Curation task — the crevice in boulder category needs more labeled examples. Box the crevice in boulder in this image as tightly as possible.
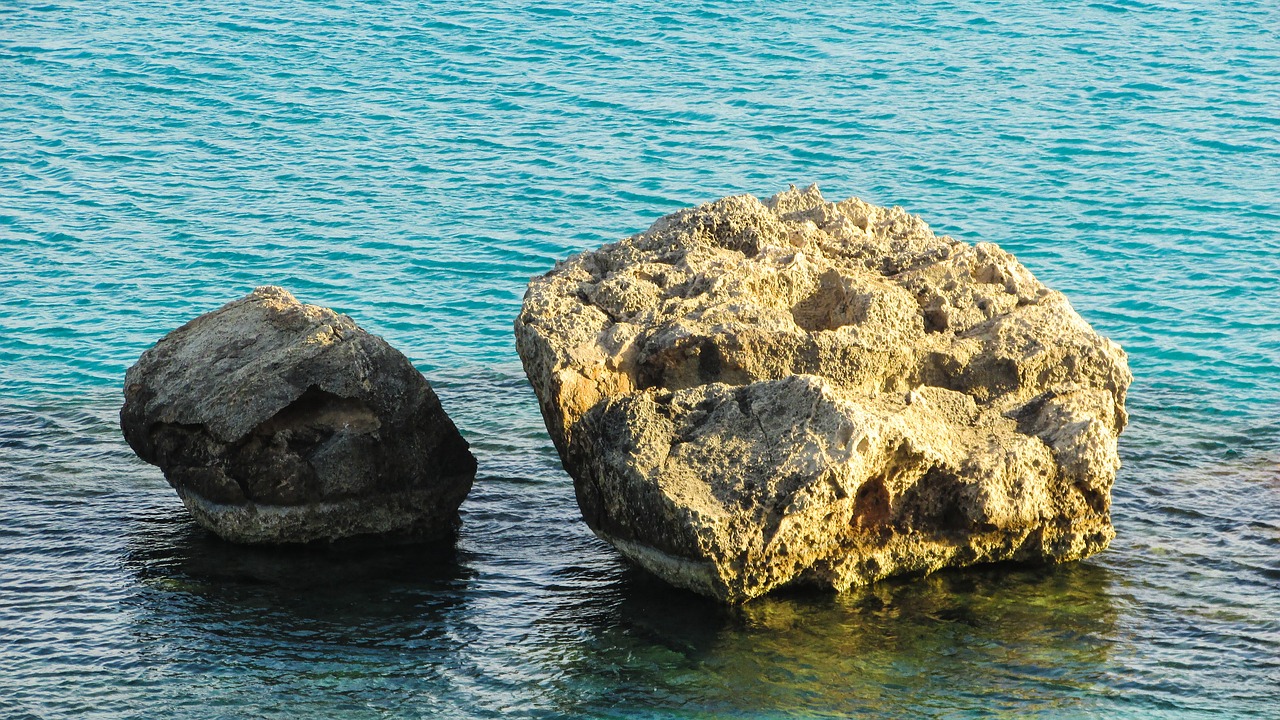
[853,475,891,529]
[791,269,865,332]
[254,385,380,440]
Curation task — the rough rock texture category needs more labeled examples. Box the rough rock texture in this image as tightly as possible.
[122,286,476,545]
[516,185,1130,602]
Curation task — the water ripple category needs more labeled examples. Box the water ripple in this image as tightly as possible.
[2,0,1279,717]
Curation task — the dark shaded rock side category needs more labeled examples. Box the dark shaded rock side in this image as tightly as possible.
[122,286,475,544]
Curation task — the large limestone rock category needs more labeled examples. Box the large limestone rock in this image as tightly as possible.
[516,185,1130,603]
[122,286,476,545]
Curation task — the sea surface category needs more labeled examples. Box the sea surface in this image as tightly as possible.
[2,1,1278,717]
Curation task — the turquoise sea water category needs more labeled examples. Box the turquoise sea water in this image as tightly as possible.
[2,1,1278,717]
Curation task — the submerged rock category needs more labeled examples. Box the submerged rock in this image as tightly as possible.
[516,185,1130,602]
[121,286,476,545]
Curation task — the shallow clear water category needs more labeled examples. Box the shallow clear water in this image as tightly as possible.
[2,1,1279,717]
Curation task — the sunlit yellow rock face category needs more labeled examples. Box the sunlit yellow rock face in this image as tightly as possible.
[516,185,1130,603]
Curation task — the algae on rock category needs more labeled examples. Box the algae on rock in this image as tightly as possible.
[516,185,1130,602]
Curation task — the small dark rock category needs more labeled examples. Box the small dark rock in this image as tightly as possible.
[121,286,475,544]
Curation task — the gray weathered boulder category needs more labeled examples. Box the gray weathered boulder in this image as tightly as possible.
[122,286,476,544]
[516,185,1130,602]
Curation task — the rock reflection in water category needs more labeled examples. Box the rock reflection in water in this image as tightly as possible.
[540,562,1118,718]
[120,512,478,718]
[125,513,468,593]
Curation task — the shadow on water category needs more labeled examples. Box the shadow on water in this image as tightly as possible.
[538,560,1121,719]
[124,513,471,597]
[117,511,482,716]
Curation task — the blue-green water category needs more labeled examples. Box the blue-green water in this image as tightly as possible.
[2,1,1278,717]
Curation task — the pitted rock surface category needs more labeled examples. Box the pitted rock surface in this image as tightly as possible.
[516,185,1130,602]
[122,286,475,544]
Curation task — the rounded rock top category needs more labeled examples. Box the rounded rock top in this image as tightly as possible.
[122,286,476,545]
